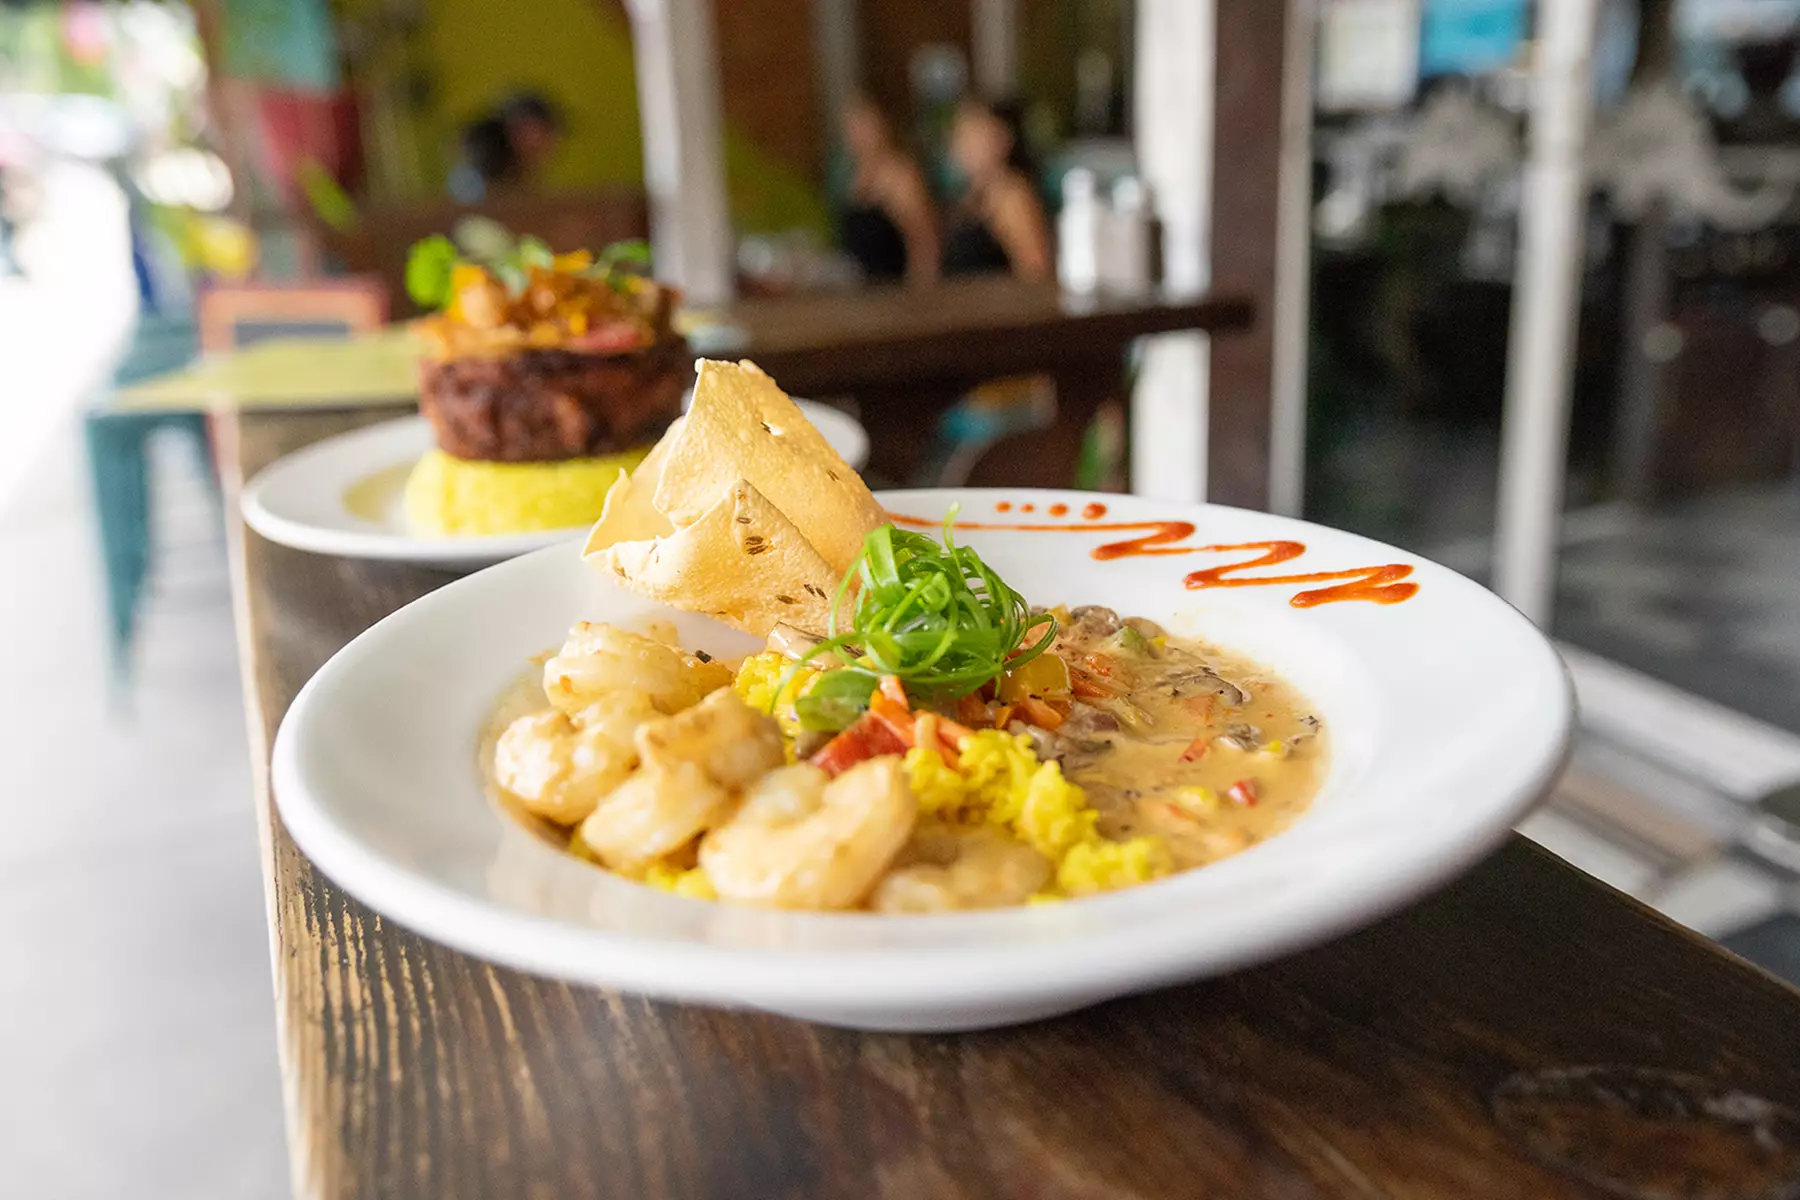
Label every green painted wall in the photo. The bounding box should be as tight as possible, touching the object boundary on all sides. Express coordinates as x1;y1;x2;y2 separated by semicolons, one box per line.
396;0;826;234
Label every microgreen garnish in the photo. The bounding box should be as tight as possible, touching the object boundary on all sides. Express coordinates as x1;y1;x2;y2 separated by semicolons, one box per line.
403;230;652;310
782;505;1057;710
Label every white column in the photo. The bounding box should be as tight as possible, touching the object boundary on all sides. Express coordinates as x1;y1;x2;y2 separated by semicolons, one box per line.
971;0;1020;97
1493;0;1600;623
1269;0;1318;517
1130;0;1215;503
625;0;735;306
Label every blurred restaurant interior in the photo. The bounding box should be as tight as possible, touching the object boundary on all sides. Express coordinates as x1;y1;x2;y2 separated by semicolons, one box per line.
7;0;1800;1193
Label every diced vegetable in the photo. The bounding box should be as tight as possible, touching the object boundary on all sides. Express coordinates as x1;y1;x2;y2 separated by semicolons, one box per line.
998;652;1072;703
1227;779;1259;807
1101;696;1155;734
1173;786;1219;815
1106;625;1156;657
867;690;918;746
956;694;991;726
1178;734;1209;763
1068;668;1115;699
792;668;879;732
809;714;908;776
1014;696;1065;730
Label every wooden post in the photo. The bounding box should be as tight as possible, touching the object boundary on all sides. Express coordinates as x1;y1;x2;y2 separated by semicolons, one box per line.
1206;0;1289;509
624;0;735;305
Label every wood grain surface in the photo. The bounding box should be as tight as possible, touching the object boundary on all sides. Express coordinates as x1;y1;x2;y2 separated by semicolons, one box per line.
726;280;1253;490
229;409;1800;1200
725;279;1252;395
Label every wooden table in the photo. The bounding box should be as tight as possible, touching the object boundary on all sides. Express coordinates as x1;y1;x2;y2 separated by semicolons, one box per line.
230;410;1800;1200
720;278;1254;487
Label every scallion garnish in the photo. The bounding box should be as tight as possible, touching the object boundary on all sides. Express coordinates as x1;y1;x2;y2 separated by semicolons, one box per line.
782;505;1057;706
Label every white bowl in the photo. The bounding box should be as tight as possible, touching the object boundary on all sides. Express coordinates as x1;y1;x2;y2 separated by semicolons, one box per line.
272;488;1572;1030
242;401;869;569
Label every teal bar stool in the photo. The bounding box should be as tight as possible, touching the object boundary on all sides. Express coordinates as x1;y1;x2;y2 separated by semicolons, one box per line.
84;314;211;688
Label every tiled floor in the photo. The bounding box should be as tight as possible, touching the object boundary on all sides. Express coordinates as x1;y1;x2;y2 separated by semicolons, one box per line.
1314;414;1800;739
1554;486;1800;734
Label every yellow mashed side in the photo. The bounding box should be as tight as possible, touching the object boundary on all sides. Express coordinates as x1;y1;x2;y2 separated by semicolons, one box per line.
730;656;1172;904
403;446;649;537
903;733;1171;899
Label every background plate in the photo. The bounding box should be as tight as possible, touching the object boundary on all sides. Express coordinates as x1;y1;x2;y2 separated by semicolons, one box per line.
242;399;869;568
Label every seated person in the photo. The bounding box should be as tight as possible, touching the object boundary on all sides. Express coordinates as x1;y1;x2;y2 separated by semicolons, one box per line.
834;96;939;287
942;96;1052;282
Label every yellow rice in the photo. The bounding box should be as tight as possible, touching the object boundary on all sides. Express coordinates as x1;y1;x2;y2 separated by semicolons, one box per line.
402;446;649;536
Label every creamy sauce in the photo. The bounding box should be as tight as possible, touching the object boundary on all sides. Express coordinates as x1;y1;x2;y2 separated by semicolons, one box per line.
483;614;1326;903
1047;611;1326;870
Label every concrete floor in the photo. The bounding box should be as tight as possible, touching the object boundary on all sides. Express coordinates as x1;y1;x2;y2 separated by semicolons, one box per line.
0;423;288;1200
0;162;290;1198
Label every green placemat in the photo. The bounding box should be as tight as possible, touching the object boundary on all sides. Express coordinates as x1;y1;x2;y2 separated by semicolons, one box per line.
114;325;421;412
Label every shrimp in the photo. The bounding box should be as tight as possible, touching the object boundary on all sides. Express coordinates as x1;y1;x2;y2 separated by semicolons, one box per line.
543;622;732;716
570;688;662;740
494;696;651;825
869;826;1052;913
700;759;915;910
579;758;734;872
635;687;784;790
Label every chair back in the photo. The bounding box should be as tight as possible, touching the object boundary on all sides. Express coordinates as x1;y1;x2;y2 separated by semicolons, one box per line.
197;278;388;354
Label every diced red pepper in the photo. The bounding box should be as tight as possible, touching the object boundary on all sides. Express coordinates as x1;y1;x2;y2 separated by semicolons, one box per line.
1178;735;1209;763
809;714;909;777
1227;779;1259;807
956;693;991;726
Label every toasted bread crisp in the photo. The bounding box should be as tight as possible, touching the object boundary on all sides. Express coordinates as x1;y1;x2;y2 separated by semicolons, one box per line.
583;360;883;635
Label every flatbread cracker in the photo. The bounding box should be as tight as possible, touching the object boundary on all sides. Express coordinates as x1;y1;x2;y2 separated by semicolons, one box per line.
589;479;845;635
654;360;885;575
583;361;882;635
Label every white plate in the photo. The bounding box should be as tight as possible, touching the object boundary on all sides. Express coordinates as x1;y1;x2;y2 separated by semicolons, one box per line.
273;489;1572;1031
241;400;870;569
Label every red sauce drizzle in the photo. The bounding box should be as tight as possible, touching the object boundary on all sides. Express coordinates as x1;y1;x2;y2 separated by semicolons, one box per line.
995;501;1012;512
1048;503;1069;517
1184;541;1419;607
1092;522;1200;558
1082;502;1108;519
884;516;1417;607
